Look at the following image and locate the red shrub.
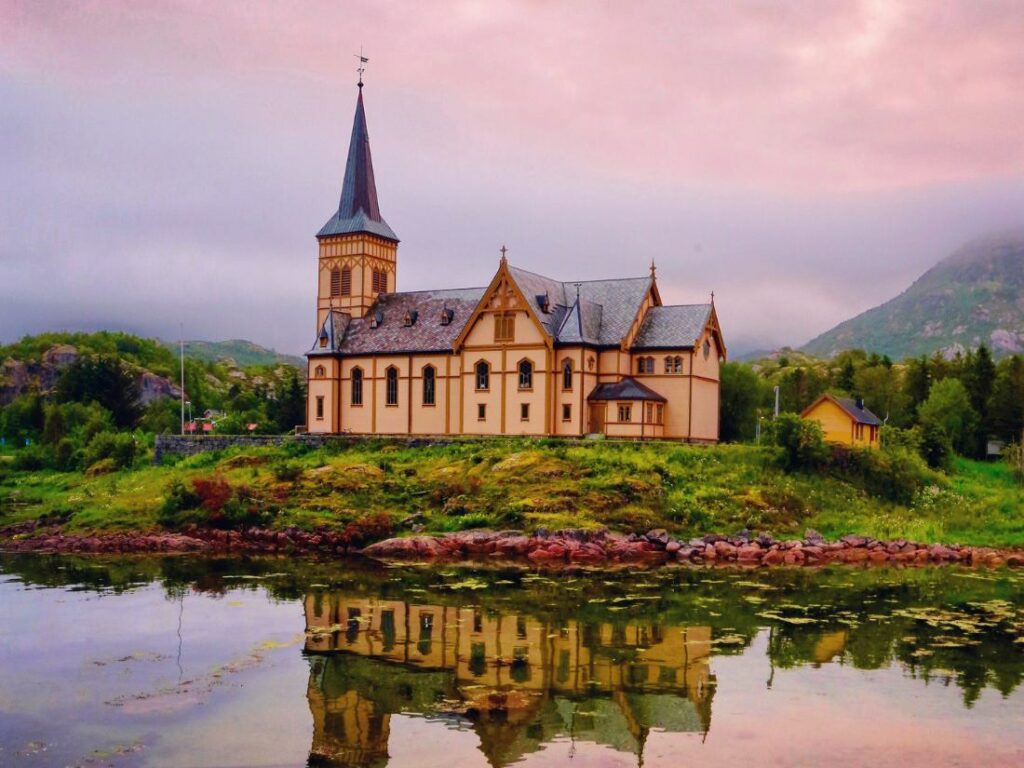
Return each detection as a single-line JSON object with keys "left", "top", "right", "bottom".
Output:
{"left": 339, "top": 512, "right": 393, "bottom": 548}
{"left": 191, "top": 476, "right": 232, "bottom": 513}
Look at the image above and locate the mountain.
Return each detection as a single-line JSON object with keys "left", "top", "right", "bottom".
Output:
{"left": 802, "top": 231, "right": 1024, "bottom": 359}
{"left": 164, "top": 339, "right": 304, "bottom": 368}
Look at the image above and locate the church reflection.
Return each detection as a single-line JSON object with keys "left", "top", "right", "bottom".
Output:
{"left": 303, "top": 592, "right": 715, "bottom": 767}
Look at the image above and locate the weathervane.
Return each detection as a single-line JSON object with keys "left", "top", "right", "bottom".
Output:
{"left": 355, "top": 46, "right": 368, "bottom": 87}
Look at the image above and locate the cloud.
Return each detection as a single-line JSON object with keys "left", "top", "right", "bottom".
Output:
{"left": 2, "top": 0, "right": 1023, "bottom": 355}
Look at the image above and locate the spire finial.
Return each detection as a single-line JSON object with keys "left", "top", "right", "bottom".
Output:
{"left": 355, "top": 46, "right": 368, "bottom": 88}
{"left": 710, "top": 289, "right": 715, "bottom": 305}
{"left": 499, "top": 245, "right": 508, "bottom": 264}
{"left": 650, "top": 259, "right": 657, "bottom": 278}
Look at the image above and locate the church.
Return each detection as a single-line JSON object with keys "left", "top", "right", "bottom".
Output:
{"left": 306, "top": 82, "right": 725, "bottom": 441}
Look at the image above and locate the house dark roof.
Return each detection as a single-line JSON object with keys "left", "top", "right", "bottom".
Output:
{"left": 587, "top": 377, "right": 667, "bottom": 403}
{"left": 309, "top": 287, "right": 485, "bottom": 356}
{"left": 317, "top": 88, "right": 398, "bottom": 242}
{"left": 632, "top": 305, "right": 712, "bottom": 349}
{"left": 830, "top": 395, "right": 883, "bottom": 426}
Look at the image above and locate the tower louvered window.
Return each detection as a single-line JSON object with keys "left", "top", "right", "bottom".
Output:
{"left": 341, "top": 267, "right": 351, "bottom": 296}
{"left": 330, "top": 268, "right": 341, "bottom": 297}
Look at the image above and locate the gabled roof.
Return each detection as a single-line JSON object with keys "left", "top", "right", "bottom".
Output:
{"left": 587, "top": 377, "right": 667, "bottom": 403}
{"left": 632, "top": 304, "right": 712, "bottom": 349}
{"left": 309, "top": 288, "right": 484, "bottom": 356}
{"left": 317, "top": 87, "right": 398, "bottom": 242}
{"left": 802, "top": 393, "right": 883, "bottom": 426}
{"left": 504, "top": 266, "right": 654, "bottom": 347}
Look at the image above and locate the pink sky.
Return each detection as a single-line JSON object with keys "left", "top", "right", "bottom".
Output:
{"left": 2, "top": 0, "right": 1024, "bottom": 353}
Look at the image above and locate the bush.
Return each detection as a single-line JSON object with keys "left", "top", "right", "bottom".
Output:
{"left": 766, "top": 413, "right": 828, "bottom": 471}
{"left": 158, "top": 478, "right": 203, "bottom": 529}
{"left": 191, "top": 476, "right": 233, "bottom": 513}
{"left": 54, "top": 438, "right": 80, "bottom": 472}
{"left": 828, "top": 443, "right": 937, "bottom": 504}
{"left": 918, "top": 420, "right": 953, "bottom": 470}
{"left": 271, "top": 460, "right": 303, "bottom": 482}
{"left": 84, "top": 431, "right": 137, "bottom": 470}
{"left": 12, "top": 444, "right": 52, "bottom": 471}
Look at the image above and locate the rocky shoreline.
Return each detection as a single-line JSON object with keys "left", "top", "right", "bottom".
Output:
{"left": 1, "top": 522, "right": 1022, "bottom": 568}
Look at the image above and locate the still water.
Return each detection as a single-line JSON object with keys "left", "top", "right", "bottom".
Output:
{"left": 1, "top": 554, "right": 1022, "bottom": 767}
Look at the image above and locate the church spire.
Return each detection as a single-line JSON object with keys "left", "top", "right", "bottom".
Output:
{"left": 317, "top": 83, "right": 398, "bottom": 242}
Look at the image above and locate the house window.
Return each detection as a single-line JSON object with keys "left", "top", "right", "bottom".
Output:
{"left": 330, "top": 268, "right": 341, "bottom": 297}
{"left": 351, "top": 367, "right": 363, "bottom": 406}
{"left": 664, "top": 356, "right": 672, "bottom": 373}
{"left": 495, "top": 312, "right": 516, "bottom": 342}
{"left": 618, "top": 404, "right": 632, "bottom": 422}
{"left": 646, "top": 403, "right": 654, "bottom": 422}
{"left": 521, "top": 403, "right": 530, "bottom": 421}
{"left": 562, "top": 359, "right": 573, "bottom": 391}
{"left": 385, "top": 366, "right": 398, "bottom": 406}
{"left": 475, "top": 360, "right": 490, "bottom": 391}
{"left": 703, "top": 339, "right": 711, "bottom": 359}
{"left": 341, "top": 266, "right": 351, "bottom": 296}
{"left": 477, "top": 403, "right": 487, "bottom": 421}
{"left": 314, "top": 365, "right": 326, "bottom": 378}
{"left": 315, "top": 396, "right": 324, "bottom": 420}
{"left": 673, "top": 356, "right": 683, "bottom": 373}
{"left": 422, "top": 365, "right": 436, "bottom": 406}
{"left": 518, "top": 359, "right": 533, "bottom": 389}
{"left": 637, "top": 358, "right": 644, "bottom": 374}
{"left": 562, "top": 404, "right": 571, "bottom": 421}
{"left": 656, "top": 404, "right": 664, "bottom": 424}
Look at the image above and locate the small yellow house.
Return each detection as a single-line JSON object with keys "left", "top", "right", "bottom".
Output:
{"left": 801, "top": 394, "right": 882, "bottom": 448}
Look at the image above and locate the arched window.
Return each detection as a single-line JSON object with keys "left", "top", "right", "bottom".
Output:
{"left": 314, "top": 365, "right": 326, "bottom": 378}
{"left": 385, "top": 366, "right": 399, "bottom": 406}
{"left": 518, "top": 359, "right": 533, "bottom": 390}
{"left": 664, "top": 356, "right": 672, "bottom": 374}
{"left": 636, "top": 357, "right": 645, "bottom": 374}
{"left": 562, "top": 359, "right": 573, "bottom": 391}
{"left": 673, "top": 356, "right": 683, "bottom": 373}
{"left": 380, "top": 270, "right": 388, "bottom": 293}
{"left": 330, "top": 268, "right": 341, "bottom": 297}
{"left": 351, "top": 367, "right": 363, "bottom": 406}
{"left": 475, "top": 360, "right": 490, "bottom": 391}
{"left": 341, "top": 266, "right": 352, "bottom": 296}
{"left": 422, "top": 365, "right": 436, "bottom": 406}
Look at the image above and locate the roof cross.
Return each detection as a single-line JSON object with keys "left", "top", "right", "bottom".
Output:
{"left": 499, "top": 244, "right": 508, "bottom": 264}
{"left": 355, "top": 46, "right": 368, "bottom": 87}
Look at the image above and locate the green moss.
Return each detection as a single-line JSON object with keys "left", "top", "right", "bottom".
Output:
{"left": 1, "top": 439, "right": 1022, "bottom": 546}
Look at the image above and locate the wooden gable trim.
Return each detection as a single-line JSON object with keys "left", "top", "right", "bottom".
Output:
{"left": 452, "top": 261, "right": 553, "bottom": 352}
{"left": 705, "top": 303, "right": 727, "bottom": 360}
{"left": 620, "top": 278, "right": 661, "bottom": 351}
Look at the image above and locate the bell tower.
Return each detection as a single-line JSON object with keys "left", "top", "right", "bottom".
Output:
{"left": 316, "top": 79, "right": 399, "bottom": 327}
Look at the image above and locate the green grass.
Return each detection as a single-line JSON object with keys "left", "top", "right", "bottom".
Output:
{"left": 1, "top": 440, "right": 1022, "bottom": 547}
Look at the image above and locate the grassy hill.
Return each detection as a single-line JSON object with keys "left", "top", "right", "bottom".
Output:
{"left": 803, "top": 231, "right": 1024, "bottom": 359}
{"left": 164, "top": 339, "right": 304, "bottom": 368}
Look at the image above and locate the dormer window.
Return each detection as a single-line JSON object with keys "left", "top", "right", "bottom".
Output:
{"left": 319, "top": 330, "right": 329, "bottom": 348}
{"left": 535, "top": 293, "right": 550, "bottom": 313}
{"left": 440, "top": 307, "right": 454, "bottom": 326}
{"left": 404, "top": 310, "right": 418, "bottom": 327}
{"left": 370, "top": 310, "right": 383, "bottom": 329}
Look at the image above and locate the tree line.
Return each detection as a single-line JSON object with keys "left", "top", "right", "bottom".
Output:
{"left": 721, "top": 345, "right": 1024, "bottom": 464}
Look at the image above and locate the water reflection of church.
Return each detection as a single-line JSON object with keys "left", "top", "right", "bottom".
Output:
{"left": 303, "top": 593, "right": 715, "bottom": 767}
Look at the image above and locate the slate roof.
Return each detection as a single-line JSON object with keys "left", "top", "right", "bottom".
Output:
{"left": 309, "top": 287, "right": 485, "bottom": 356}
{"left": 308, "top": 263, "right": 714, "bottom": 358}
{"left": 317, "top": 88, "right": 398, "bottom": 242}
{"left": 829, "top": 395, "right": 883, "bottom": 426}
{"left": 506, "top": 266, "right": 654, "bottom": 347}
{"left": 587, "top": 377, "right": 667, "bottom": 403}
{"left": 632, "top": 305, "right": 712, "bottom": 349}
